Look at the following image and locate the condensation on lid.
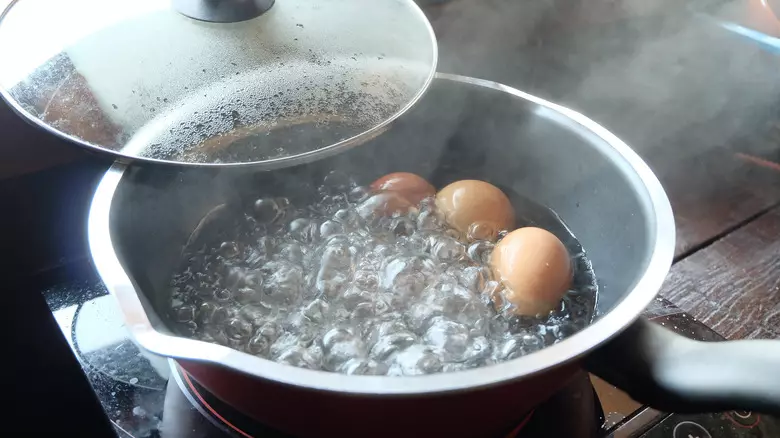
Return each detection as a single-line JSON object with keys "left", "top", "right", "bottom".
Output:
{"left": 0, "top": 0, "right": 437, "bottom": 166}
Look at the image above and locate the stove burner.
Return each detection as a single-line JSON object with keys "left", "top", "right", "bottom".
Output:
{"left": 171, "top": 361, "right": 288, "bottom": 437}
{"left": 170, "top": 360, "right": 601, "bottom": 438}
{"left": 72, "top": 294, "right": 168, "bottom": 390}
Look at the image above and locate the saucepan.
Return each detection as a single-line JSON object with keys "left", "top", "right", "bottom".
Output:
{"left": 88, "top": 74, "right": 780, "bottom": 437}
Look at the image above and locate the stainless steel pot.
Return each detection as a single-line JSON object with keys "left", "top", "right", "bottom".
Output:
{"left": 88, "top": 74, "right": 780, "bottom": 437}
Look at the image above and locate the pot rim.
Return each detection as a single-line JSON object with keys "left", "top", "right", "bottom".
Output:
{"left": 88, "top": 72, "right": 676, "bottom": 395}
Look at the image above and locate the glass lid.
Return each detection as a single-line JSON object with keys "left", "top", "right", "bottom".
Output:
{"left": 0, "top": 0, "right": 437, "bottom": 167}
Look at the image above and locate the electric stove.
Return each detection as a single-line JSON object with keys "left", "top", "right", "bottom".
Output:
{"left": 41, "top": 265, "right": 780, "bottom": 438}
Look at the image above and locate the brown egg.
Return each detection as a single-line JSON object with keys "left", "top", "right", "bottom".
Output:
{"left": 370, "top": 172, "right": 436, "bottom": 205}
{"left": 435, "top": 180, "right": 515, "bottom": 236}
{"left": 490, "top": 227, "right": 572, "bottom": 316}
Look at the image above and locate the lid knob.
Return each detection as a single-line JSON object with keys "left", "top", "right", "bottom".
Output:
{"left": 173, "top": 0, "right": 275, "bottom": 23}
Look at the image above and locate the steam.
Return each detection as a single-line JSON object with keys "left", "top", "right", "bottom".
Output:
{"left": 427, "top": 0, "right": 780, "bottom": 167}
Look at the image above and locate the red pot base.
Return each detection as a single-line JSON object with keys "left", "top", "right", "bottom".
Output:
{"left": 176, "top": 360, "right": 581, "bottom": 438}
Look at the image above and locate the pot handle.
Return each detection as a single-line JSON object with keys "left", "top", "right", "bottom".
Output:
{"left": 584, "top": 317, "right": 780, "bottom": 415}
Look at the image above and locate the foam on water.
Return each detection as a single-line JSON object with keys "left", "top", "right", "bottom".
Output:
{"left": 167, "top": 172, "right": 598, "bottom": 375}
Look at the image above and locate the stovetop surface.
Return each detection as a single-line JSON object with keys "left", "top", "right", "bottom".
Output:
{"left": 40, "top": 265, "right": 780, "bottom": 438}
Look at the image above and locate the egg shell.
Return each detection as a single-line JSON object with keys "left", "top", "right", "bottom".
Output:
{"left": 490, "top": 227, "right": 572, "bottom": 316}
{"left": 435, "top": 180, "right": 515, "bottom": 234}
{"left": 370, "top": 172, "right": 436, "bottom": 205}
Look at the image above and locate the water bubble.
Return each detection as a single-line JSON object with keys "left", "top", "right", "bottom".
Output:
{"left": 316, "top": 265, "right": 350, "bottom": 300}
{"left": 319, "top": 220, "right": 344, "bottom": 239}
{"left": 350, "top": 302, "right": 375, "bottom": 321}
{"left": 322, "top": 328, "right": 366, "bottom": 371}
{"left": 276, "top": 346, "right": 320, "bottom": 370}
{"left": 257, "top": 235, "right": 274, "bottom": 255}
{"left": 406, "top": 302, "right": 442, "bottom": 334}
{"left": 390, "top": 345, "right": 443, "bottom": 376}
{"left": 353, "top": 269, "right": 379, "bottom": 292}
{"left": 467, "top": 222, "right": 499, "bottom": 242}
{"left": 424, "top": 317, "right": 470, "bottom": 358}
{"left": 275, "top": 197, "right": 291, "bottom": 210}
{"left": 416, "top": 210, "right": 440, "bottom": 231}
{"left": 483, "top": 280, "right": 507, "bottom": 310}
{"left": 219, "top": 241, "right": 240, "bottom": 258}
{"left": 302, "top": 299, "right": 330, "bottom": 323}
{"left": 497, "top": 332, "right": 543, "bottom": 360}
{"left": 381, "top": 255, "right": 437, "bottom": 300}
{"left": 467, "top": 241, "right": 494, "bottom": 264}
{"left": 257, "top": 322, "right": 281, "bottom": 342}
{"left": 235, "top": 287, "right": 262, "bottom": 305}
{"left": 246, "top": 270, "right": 265, "bottom": 288}
{"left": 370, "top": 331, "right": 417, "bottom": 361}
{"left": 551, "top": 321, "right": 578, "bottom": 341}
{"left": 342, "top": 286, "right": 374, "bottom": 310}
{"left": 321, "top": 243, "right": 353, "bottom": 269}
{"left": 247, "top": 332, "right": 272, "bottom": 355}
{"left": 462, "top": 336, "right": 492, "bottom": 365}
{"left": 430, "top": 235, "right": 466, "bottom": 263}
{"left": 276, "top": 242, "right": 304, "bottom": 264}
{"left": 205, "top": 325, "right": 230, "bottom": 346}
{"left": 171, "top": 304, "right": 196, "bottom": 323}
{"left": 322, "top": 327, "right": 353, "bottom": 348}
{"left": 178, "top": 320, "right": 198, "bottom": 336}
{"left": 253, "top": 198, "right": 281, "bottom": 223}
{"left": 224, "top": 267, "right": 246, "bottom": 290}
{"left": 262, "top": 262, "right": 303, "bottom": 306}
{"left": 340, "top": 358, "right": 388, "bottom": 375}
{"left": 332, "top": 208, "right": 362, "bottom": 231}
{"left": 225, "top": 318, "right": 253, "bottom": 342}
{"left": 196, "top": 302, "right": 219, "bottom": 325}
{"left": 289, "top": 218, "right": 319, "bottom": 243}
{"left": 287, "top": 312, "right": 319, "bottom": 347}
{"left": 213, "top": 288, "right": 232, "bottom": 303}
{"left": 459, "top": 265, "right": 491, "bottom": 294}
{"left": 389, "top": 217, "right": 416, "bottom": 237}
{"left": 347, "top": 186, "right": 370, "bottom": 204}
{"left": 238, "top": 304, "right": 268, "bottom": 326}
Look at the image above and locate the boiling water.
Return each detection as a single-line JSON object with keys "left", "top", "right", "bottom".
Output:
{"left": 167, "top": 173, "right": 598, "bottom": 376}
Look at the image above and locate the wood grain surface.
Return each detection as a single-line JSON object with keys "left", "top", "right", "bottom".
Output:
{"left": 655, "top": 148, "right": 780, "bottom": 258}
{"left": 661, "top": 206, "right": 780, "bottom": 340}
